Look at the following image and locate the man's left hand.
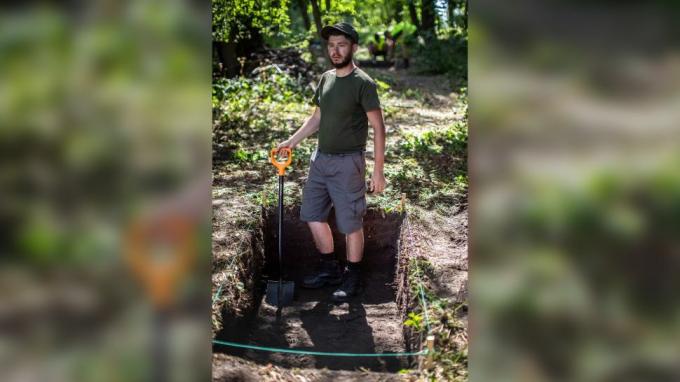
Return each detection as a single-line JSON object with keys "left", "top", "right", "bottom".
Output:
{"left": 371, "top": 172, "right": 387, "bottom": 194}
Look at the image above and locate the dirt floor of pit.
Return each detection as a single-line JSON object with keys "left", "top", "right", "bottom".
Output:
{"left": 212, "top": 353, "right": 411, "bottom": 382}
{"left": 215, "top": 208, "right": 411, "bottom": 372}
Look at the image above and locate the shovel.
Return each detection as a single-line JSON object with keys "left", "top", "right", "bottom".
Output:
{"left": 265, "top": 147, "right": 295, "bottom": 308}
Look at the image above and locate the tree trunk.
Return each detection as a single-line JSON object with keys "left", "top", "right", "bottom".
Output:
{"left": 296, "top": 0, "right": 311, "bottom": 30}
{"left": 393, "top": 0, "right": 404, "bottom": 22}
{"left": 325, "top": 0, "right": 331, "bottom": 12}
{"left": 448, "top": 0, "right": 454, "bottom": 28}
{"left": 420, "top": 0, "right": 436, "bottom": 36}
{"left": 309, "top": 0, "right": 329, "bottom": 64}
{"left": 407, "top": 0, "right": 420, "bottom": 31}
{"left": 310, "top": 0, "right": 323, "bottom": 39}
{"left": 213, "top": 41, "right": 239, "bottom": 77}
{"left": 464, "top": 0, "right": 468, "bottom": 30}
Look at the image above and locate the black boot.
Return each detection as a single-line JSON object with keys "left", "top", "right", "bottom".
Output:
{"left": 332, "top": 265, "right": 361, "bottom": 302}
{"left": 302, "top": 259, "right": 343, "bottom": 288}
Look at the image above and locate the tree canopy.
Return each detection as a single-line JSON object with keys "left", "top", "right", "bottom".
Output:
{"left": 212, "top": 0, "right": 467, "bottom": 45}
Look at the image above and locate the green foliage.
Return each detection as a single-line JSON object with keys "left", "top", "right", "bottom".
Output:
{"left": 398, "top": 121, "right": 467, "bottom": 157}
{"left": 213, "top": 69, "right": 310, "bottom": 110}
{"left": 404, "top": 312, "right": 424, "bottom": 332}
{"left": 321, "top": 0, "right": 358, "bottom": 25}
{"left": 446, "top": 0, "right": 468, "bottom": 32}
{"left": 390, "top": 20, "right": 418, "bottom": 40}
{"left": 385, "top": 158, "right": 425, "bottom": 191}
{"left": 233, "top": 148, "right": 267, "bottom": 163}
{"left": 381, "top": 120, "right": 468, "bottom": 212}
{"left": 212, "top": 62, "right": 316, "bottom": 173}
{"left": 394, "top": 121, "right": 467, "bottom": 207}
{"left": 415, "top": 33, "right": 468, "bottom": 82}
{"left": 212, "top": 0, "right": 291, "bottom": 42}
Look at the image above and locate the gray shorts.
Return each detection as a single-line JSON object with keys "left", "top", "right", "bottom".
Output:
{"left": 300, "top": 150, "right": 367, "bottom": 234}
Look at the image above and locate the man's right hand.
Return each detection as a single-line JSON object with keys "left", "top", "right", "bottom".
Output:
{"left": 277, "top": 139, "right": 296, "bottom": 150}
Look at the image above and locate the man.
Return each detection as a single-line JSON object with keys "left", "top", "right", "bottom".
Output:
{"left": 368, "top": 31, "right": 395, "bottom": 64}
{"left": 277, "top": 22, "right": 387, "bottom": 302}
{"left": 368, "top": 32, "right": 386, "bottom": 64}
{"left": 384, "top": 30, "right": 396, "bottom": 63}
{"left": 390, "top": 22, "right": 417, "bottom": 69}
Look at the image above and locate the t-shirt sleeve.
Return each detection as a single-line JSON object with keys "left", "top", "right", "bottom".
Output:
{"left": 360, "top": 80, "right": 381, "bottom": 112}
{"left": 312, "top": 75, "right": 325, "bottom": 106}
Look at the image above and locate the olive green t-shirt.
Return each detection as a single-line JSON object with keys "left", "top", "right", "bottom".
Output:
{"left": 312, "top": 67, "right": 381, "bottom": 154}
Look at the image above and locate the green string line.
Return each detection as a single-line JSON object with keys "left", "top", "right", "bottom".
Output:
{"left": 212, "top": 283, "right": 224, "bottom": 304}
{"left": 213, "top": 340, "right": 427, "bottom": 357}
{"left": 416, "top": 268, "right": 432, "bottom": 334}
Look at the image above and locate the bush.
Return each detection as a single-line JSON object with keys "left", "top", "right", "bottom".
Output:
{"left": 415, "top": 34, "right": 467, "bottom": 82}
{"left": 398, "top": 121, "right": 468, "bottom": 159}
{"left": 212, "top": 69, "right": 309, "bottom": 112}
{"left": 212, "top": 69, "right": 313, "bottom": 161}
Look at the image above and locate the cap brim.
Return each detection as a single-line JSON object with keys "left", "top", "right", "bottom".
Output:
{"left": 321, "top": 25, "right": 343, "bottom": 40}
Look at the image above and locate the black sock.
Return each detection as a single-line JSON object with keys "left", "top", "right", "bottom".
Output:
{"left": 320, "top": 251, "right": 336, "bottom": 262}
{"left": 347, "top": 261, "right": 361, "bottom": 273}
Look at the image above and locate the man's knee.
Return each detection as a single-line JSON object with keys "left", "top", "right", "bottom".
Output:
{"left": 339, "top": 223, "right": 363, "bottom": 236}
{"left": 345, "top": 227, "right": 363, "bottom": 237}
{"left": 308, "top": 221, "right": 329, "bottom": 229}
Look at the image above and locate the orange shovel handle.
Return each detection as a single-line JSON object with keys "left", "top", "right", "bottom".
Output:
{"left": 270, "top": 147, "right": 293, "bottom": 175}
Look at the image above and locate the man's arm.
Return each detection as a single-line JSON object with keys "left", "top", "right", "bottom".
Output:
{"left": 278, "top": 107, "right": 321, "bottom": 149}
{"left": 366, "top": 109, "right": 387, "bottom": 193}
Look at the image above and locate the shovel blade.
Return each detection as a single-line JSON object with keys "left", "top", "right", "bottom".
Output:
{"left": 265, "top": 280, "right": 295, "bottom": 307}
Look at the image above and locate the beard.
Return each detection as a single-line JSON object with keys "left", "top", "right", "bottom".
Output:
{"left": 330, "top": 52, "right": 353, "bottom": 69}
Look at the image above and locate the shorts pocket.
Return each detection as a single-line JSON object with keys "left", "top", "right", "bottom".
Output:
{"left": 347, "top": 190, "right": 367, "bottom": 217}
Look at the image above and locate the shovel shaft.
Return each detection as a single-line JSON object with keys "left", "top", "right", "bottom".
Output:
{"left": 278, "top": 175, "right": 284, "bottom": 305}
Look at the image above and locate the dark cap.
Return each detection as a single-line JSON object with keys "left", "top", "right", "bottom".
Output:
{"left": 321, "top": 22, "right": 359, "bottom": 44}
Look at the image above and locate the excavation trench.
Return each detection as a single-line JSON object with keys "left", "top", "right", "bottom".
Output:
{"left": 214, "top": 206, "right": 418, "bottom": 372}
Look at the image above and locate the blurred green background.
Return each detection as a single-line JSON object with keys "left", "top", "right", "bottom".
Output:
{"left": 471, "top": 1, "right": 680, "bottom": 381}
{"left": 0, "top": 1, "right": 211, "bottom": 381}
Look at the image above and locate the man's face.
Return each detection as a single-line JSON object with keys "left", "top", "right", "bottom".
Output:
{"left": 327, "top": 34, "right": 357, "bottom": 69}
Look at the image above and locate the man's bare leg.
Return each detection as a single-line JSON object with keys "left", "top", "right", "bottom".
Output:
{"left": 308, "top": 221, "right": 334, "bottom": 254}
{"left": 302, "top": 221, "right": 342, "bottom": 289}
{"left": 346, "top": 228, "right": 364, "bottom": 263}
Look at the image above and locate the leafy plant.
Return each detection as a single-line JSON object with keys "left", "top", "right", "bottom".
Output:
{"left": 404, "top": 312, "right": 424, "bottom": 332}
{"left": 212, "top": 68, "right": 313, "bottom": 162}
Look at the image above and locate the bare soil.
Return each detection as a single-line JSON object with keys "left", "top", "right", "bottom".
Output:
{"left": 213, "top": 353, "right": 411, "bottom": 382}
